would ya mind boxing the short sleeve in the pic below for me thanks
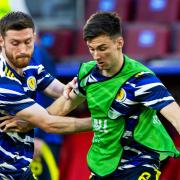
[134,73,174,111]
[35,64,55,91]
[0,77,35,115]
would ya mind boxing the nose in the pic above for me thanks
[93,50,100,60]
[18,43,27,54]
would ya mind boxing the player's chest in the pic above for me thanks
[21,72,37,98]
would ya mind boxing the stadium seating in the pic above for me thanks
[85,0,132,21]
[159,24,180,60]
[135,0,180,23]
[123,23,170,61]
[173,24,180,53]
[73,29,90,57]
[39,29,74,61]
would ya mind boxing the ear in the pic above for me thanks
[116,36,124,49]
[0,35,3,47]
[34,32,37,39]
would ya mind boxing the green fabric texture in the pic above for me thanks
[78,55,180,176]
[135,107,180,160]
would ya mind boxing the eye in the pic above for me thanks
[99,46,107,51]
[88,47,94,52]
[11,41,19,46]
[25,39,32,45]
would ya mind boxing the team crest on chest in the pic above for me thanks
[116,88,126,102]
[27,76,37,91]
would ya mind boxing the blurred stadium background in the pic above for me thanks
[1,0,180,179]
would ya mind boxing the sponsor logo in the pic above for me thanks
[138,172,151,180]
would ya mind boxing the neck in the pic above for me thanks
[2,50,23,76]
[102,53,124,77]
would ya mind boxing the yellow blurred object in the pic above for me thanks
[30,142,59,180]
[0,0,11,18]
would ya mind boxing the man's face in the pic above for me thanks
[86,34,123,75]
[1,28,35,69]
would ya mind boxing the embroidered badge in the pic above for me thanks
[116,88,126,102]
[27,76,37,91]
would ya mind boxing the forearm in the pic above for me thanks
[47,90,85,116]
[16,104,92,134]
[47,95,75,116]
[46,116,92,134]
[27,115,92,134]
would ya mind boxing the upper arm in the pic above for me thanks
[134,73,174,110]
[160,101,180,134]
[36,64,56,92]
[43,79,65,99]
[16,103,51,130]
[0,77,35,115]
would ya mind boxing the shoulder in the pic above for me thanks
[80,61,96,71]
[23,59,45,75]
[0,76,24,93]
[78,60,96,79]
[129,72,162,86]
[0,59,22,87]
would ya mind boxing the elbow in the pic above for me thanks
[37,121,52,133]
[40,123,59,134]
[34,116,55,133]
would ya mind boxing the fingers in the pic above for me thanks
[72,77,77,85]
[63,77,77,99]
[0,118,32,133]
[63,87,71,99]
[0,119,17,127]
[1,121,17,132]
[0,119,20,132]
[63,85,73,99]
[0,120,12,129]
[0,115,13,121]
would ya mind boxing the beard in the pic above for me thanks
[5,48,32,69]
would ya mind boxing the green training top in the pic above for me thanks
[78,55,180,177]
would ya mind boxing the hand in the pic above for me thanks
[0,115,14,131]
[0,117,35,133]
[33,138,44,159]
[0,115,13,121]
[63,77,77,99]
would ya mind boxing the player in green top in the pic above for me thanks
[48,11,180,180]
[4,11,180,180]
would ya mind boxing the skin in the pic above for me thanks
[1,33,180,136]
[0,34,125,133]
[0,28,91,134]
[1,28,35,75]
[1,28,65,98]
[87,34,124,76]
[47,34,125,116]
[47,34,180,136]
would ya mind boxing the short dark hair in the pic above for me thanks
[83,11,122,41]
[0,11,35,37]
